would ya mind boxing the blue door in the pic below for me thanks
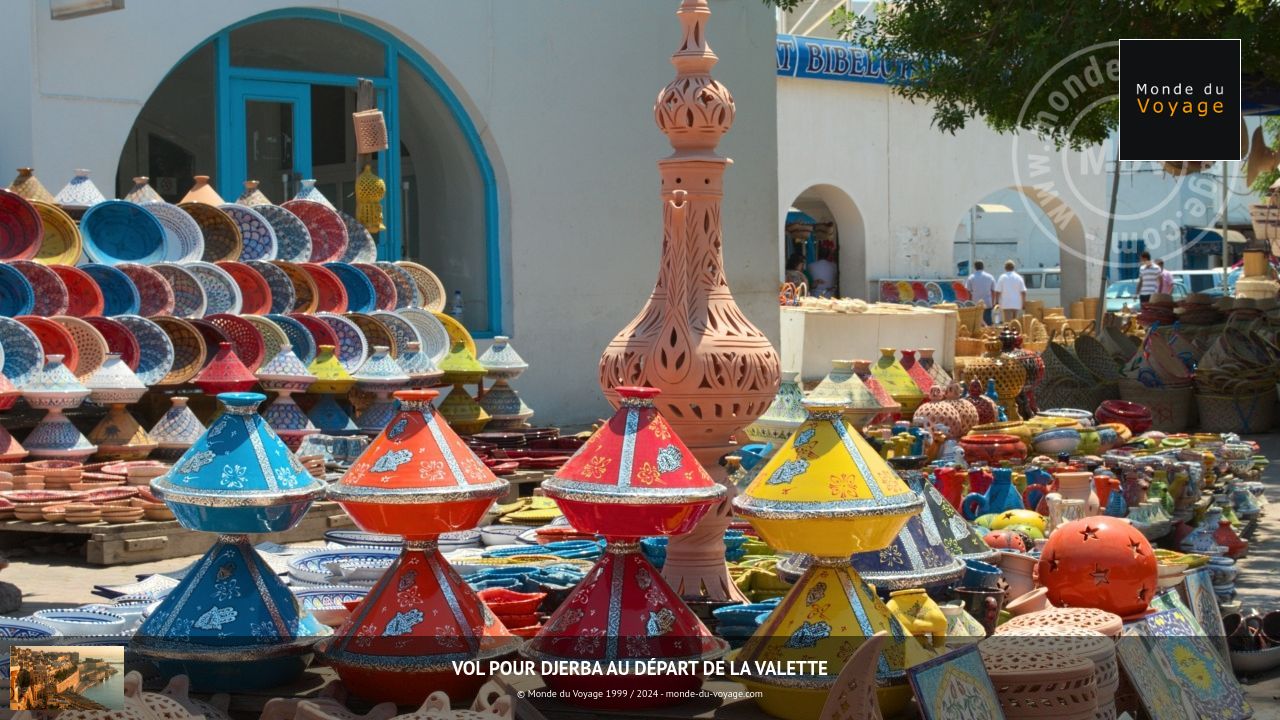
[228,79,312,204]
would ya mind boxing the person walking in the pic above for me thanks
[1136,252,1161,305]
[965,261,996,325]
[807,247,837,298]
[1156,258,1174,295]
[995,260,1027,322]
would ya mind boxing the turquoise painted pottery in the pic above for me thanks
[961,467,1024,521]
[1031,427,1081,455]
[132,535,330,692]
[151,392,324,534]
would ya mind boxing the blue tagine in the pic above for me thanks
[132,392,329,691]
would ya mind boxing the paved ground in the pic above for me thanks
[4,437,1280,716]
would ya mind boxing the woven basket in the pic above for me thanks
[957,305,984,331]
[1118,378,1194,432]
[1043,330,1096,385]
[1038,377,1115,412]
[1195,391,1277,434]
[1075,334,1123,381]
[353,109,390,154]
[956,326,993,356]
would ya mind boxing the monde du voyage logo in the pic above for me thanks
[1119,39,1241,161]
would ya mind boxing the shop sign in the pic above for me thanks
[776,34,915,85]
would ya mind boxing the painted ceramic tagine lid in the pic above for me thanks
[255,344,315,390]
[478,335,528,379]
[151,392,325,510]
[329,389,507,507]
[352,345,409,387]
[308,344,355,394]
[541,386,725,506]
[194,342,258,395]
[85,352,148,406]
[733,399,923,556]
[438,341,487,385]
[134,535,328,659]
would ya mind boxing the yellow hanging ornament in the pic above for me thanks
[356,163,386,234]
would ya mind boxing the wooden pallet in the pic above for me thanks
[0,502,355,565]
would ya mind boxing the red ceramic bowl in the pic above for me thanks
[958,433,1027,465]
[336,497,496,539]
[288,312,340,348]
[299,263,348,313]
[83,317,140,370]
[1095,399,1152,434]
[282,200,349,263]
[116,262,175,317]
[11,260,68,316]
[205,313,266,372]
[186,318,230,367]
[352,262,398,311]
[50,265,104,317]
[0,190,42,261]
[552,497,716,539]
[216,261,273,315]
[16,316,78,374]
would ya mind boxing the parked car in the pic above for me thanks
[1104,279,1189,312]
[1022,268,1062,307]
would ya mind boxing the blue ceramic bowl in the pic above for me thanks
[0,263,34,317]
[81,200,167,264]
[961,559,1003,590]
[1032,428,1081,455]
[167,498,313,535]
[266,313,318,365]
[81,263,141,316]
[322,262,376,313]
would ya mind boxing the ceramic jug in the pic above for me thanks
[962,467,1024,521]
[1103,479,1128,517]
[953,587,1002,636]
[886,589,947,649]
[1044,492,1066,533]
[998,551,1039,600]
[932,467,964,512]
[939,603,986,646]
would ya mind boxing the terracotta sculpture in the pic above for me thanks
[597,0,780,602]
[818,631,887,720]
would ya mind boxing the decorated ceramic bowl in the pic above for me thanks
[1031,428,1081,455]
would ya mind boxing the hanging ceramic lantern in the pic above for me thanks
[134,392,328,691]
[733,398,928,720]
[355,164,386,235]
[526,386,729,709]
[320,389,516,705]
[352,110,390,155]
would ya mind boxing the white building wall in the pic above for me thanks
[0,0,779,428]
[777,75,1114,304]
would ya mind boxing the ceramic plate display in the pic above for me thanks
[205,313,267,372]
[396,308,451,364]
[265,313,318,366]
[242,315,290,369]
[291,584,370,625]
[30,200,80,265]
[219,203,277,261]
[344,313,395,356]
[84,317,141,371]
[80,200,167,264]
[50,265,104,318]
[375,261,418,309]
[10,260,68,317]
[395,261,446,312]
[315,312,369,373]
[30,608,128,636]
[246,260,296,315]
[0,188,43,261]
[0,316,43,387]
[288,312,341,351]
[906,644,1004,720]
[113,315,176,386]
[282,199,348,263]
[300,262,348,313]
[352,263,398,311]
[48,316,108,381]
[0,263,35,317]
[324,262,376,314]
[183,261,242,316]
[152,317,207,386]
[180,202,242,262]
[338,209,377,263]
[369,310,421,357]
[271,260,319,313]
[186,318,229,368]
[140,201,204,263]
[116,262,175,318]
[16,316,79,376]
[286,547,400,586]
[254,204,312,263]
[215,260,272,315]
[81,264,141,317]
[152,263,207,319]
[432,310,476,357]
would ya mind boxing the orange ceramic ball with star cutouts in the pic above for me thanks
[1036,516,1158,619]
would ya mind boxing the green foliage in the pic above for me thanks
[1251,116,1280,196]
[765,0,1280,149]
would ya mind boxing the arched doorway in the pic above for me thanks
[950,187,1088,309]
[114,10,503,335]
[783,184,866,298]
